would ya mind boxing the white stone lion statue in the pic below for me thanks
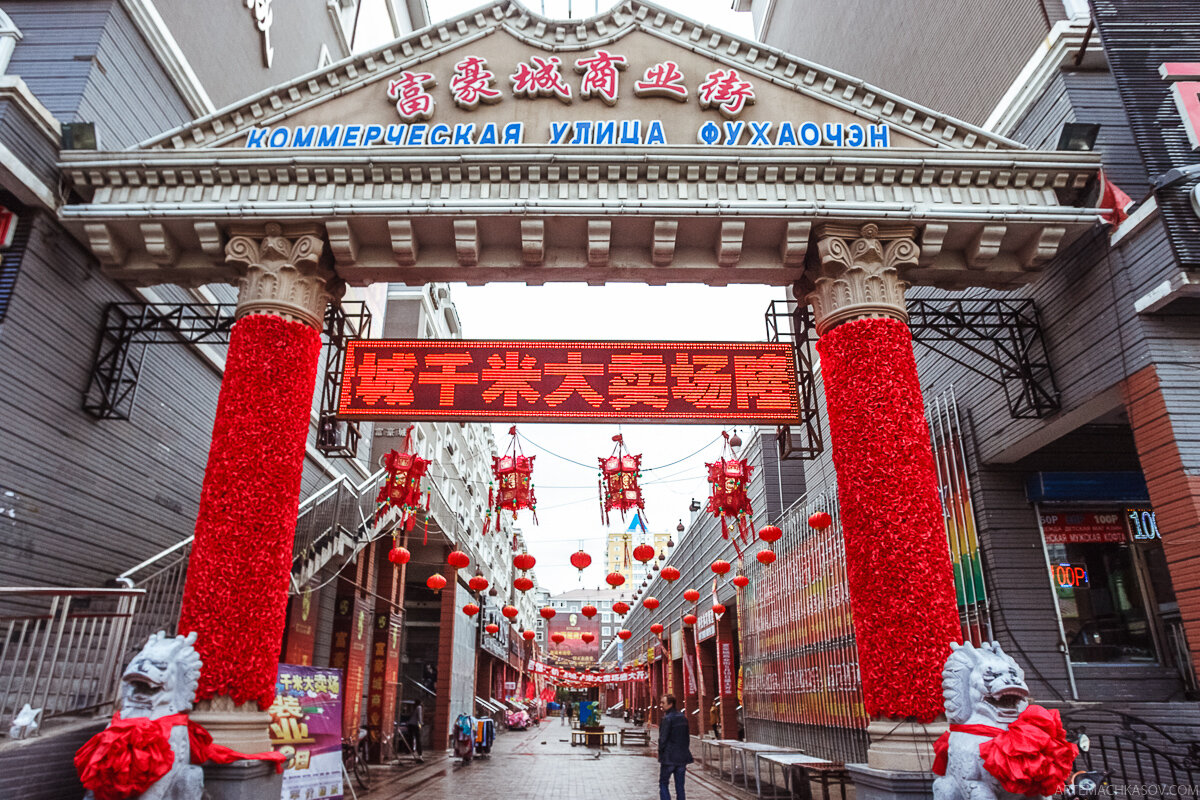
[933,641,1035,800]
[82,631,204,800]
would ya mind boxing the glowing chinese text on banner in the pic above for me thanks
[547,613,601,667]
[339,340,802,424]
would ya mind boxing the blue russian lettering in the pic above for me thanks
[452,124,474,145]
[245,127,268,148]
[385,125,406,146]
[645,120,667,145]
[549,121,571,145]
[341,125,362,147]
[572,121,593,145]
[846,124,865,147]
[290,126,315,148]
[869,124,890,147]
[697,121,721,145]
[822,123,844,146]
[407,124,427,146]
[429,124,451,145]
[595,120,615,146]
[799,122,820,146]
[478,123,498,145]
[748,121,772,146]
[317,126,342,147]
[722,120,745,145]
[362,125,383,146]
[268,127,289,148]
[619,120,641,144]
[502,122,524,144]
[775,122,797,146]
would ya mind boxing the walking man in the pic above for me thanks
[658,695,693,800]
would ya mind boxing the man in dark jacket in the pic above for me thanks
[657,695,693,800]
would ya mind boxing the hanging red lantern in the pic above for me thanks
[808,511,832,530]
[712,603,726,618]
[756,549,777,566]
[683,588,700,604]
[650,623,664,635]
[580,604,597,619]
[522,630,536,641]
[426,573,447,593]
[661,566,680,582]
[448,550,470,570]
[502,605,519,619]
[682,613,698,626]
[462,603,480,617]
[617,629,633,640]
[612,601,630,616]
[540,607,556,620]
[606,571,626,588]
[705,432,756,551]
[469,573,489,593]
[633,543,656,563]
[569,549,592,574]
[581,632,595,644]
[732,574,750,589]
[514,576,534,592]
[551,633,566,644]
[513,552,536,572]
[376,426,432,532]
[711,559,731,576]
[485,623,500,635]
[642,597,660,610]
[598,434,646,529]
[388,546,411,565]
[489,427,537,531]
[759,524,783,543]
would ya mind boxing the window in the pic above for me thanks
[1040,508,1167,664]
[601,613,612,623]
[602,627,611,636]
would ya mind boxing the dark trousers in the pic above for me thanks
[659,763,687,800]
[405,723,422,755]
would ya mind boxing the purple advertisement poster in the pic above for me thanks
[270,664,345,800]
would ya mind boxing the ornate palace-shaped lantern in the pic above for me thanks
[705,431,756,550]
[376,425,431,542]
[598,434,646,529]
[488,426,537,532]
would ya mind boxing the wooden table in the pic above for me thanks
[570,729,618,747]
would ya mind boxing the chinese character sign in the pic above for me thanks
[271,664,344,800]
[339,341,803,424]
[546,612,601,667]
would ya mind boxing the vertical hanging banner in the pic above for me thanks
[270,664,344,800]
[339,340,802,424]
[330,595,371,736]
[718,641,734,696]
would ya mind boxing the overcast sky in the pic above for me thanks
[359,1,766,594]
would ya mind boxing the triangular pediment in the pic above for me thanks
[141,0,1020,152]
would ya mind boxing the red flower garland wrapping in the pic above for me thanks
[980,705,1077,796]
[178,314,323,708]
[816,316,960,721]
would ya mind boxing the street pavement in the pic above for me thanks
[360,721,737,800]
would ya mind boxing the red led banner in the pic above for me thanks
[338,340,802,424]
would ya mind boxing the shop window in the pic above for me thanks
[1040,508,1168,664]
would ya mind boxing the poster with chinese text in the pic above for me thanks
[271,664,344,800]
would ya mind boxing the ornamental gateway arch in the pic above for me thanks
[57,0,1100,785]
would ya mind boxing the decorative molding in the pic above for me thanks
[1019,225,1066,270]
[225,223,334,329]
[967,224,1007,268]
[587,220,611,267]
[984,20,1095,138]
[715,220,745,268]
[325,219,359,266]
[918,222,948,266]
[84,223,128,267]
[194,221,225,259]
[118,0,215,118]
[651,219,677,266]
[453,218,478,266]
[388,219,418,265]
[807,222,918,335]
[780,221,810,268]
[140,222,178,267]
[0,75,61,143]
[521,219,544,265]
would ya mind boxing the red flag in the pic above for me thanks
[1098,169,1133,227]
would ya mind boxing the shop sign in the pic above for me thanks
[0,207,17,249]
[695,608,716,642]
[283,587,318,666]
[1124,507,1161,540]
[1052,563,1089,588]
[243,0,274,68]
[718,641,734,696]
[270,664,343,800]
[670,629,683,660]
[546,612,600,667]
[339,340,802,424]
[1040,511,1125,544]
[1162,63,1200,150]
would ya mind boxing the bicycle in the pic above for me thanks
[342,730,370,791]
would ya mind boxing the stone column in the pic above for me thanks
[803,223,959,777]
[181,223,336,753]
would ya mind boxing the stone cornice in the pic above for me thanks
[135,0,1021,153]
[0,75,61,143]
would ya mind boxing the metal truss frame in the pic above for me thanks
[764,300,824,461]
[83,301,372,460]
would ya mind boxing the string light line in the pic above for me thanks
[515,430,722,473]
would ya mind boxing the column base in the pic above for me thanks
[191,695,274,754]
[848,763,934,800]
[866,718,946,772]
[202,759,284,800]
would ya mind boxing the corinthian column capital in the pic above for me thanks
[805,222,920,336]
[226,222,339,330]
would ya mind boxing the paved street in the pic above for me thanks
[361,723,733,800]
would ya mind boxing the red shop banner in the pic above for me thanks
[1040,510,1126,544]
[338,340,802,424]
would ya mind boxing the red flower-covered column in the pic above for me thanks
[804,223,959,772]
[180,223,337,753]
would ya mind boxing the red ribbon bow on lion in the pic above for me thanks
[933,704,1077,796]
